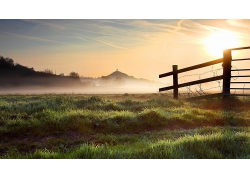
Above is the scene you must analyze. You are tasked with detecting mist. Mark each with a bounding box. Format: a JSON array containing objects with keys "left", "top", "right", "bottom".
[{"left": 0, "top": 86, "right": 159, "bottom": 95}]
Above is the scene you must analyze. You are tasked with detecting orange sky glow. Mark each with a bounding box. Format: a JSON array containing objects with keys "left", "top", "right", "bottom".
[{"left": 1, "top": 19, "right": 250, "bottom": 83}]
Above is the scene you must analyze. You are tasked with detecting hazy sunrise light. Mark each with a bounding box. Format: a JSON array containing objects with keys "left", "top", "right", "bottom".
[
  {"left": 204, "top": 30, "right": 240, "bottom": 57},
  {"left": 1, "top": 19, "right": 250, "bottom": 94}
]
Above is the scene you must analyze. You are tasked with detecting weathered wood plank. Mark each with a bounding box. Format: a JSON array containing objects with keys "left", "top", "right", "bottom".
[
  {"left": 229, "top": 82, "right": 250, "bottom": 84},
  {"left": 177, "top": 58, "right": 223, "bottom": 74},
  {"left": 232, "top": 58, "right": 250, "bottom": 61},
  {"left": 231, "top": 69, "right": 250, "bottom": 71},
  {"left": 228, "top": 46, "right": 250, "bottom": 51},
  {"left": 159, "top": 85, "right": 174, "bottom": 92},
  {"left": 230, "top": 75, "right": 250, "bottom": 77},
  {"left": 159, "top": 75, "right": 223, "bottom": 92},
  {"left": 223, "top": 50, "right": 232, "bottom": 100},
  {"left": 159, "top": 58, "right": 223, "bottom": 78},
  {"left": 178, "top": 75, "right": 223, "bottom": 88},
  {"left": 173, "top": 65, "right": 178, "bottom": 99}
]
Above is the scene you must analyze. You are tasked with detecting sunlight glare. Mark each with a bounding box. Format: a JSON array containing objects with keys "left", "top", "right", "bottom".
[{"left": 204, "top": 31, "right": 240, "bottom": 57}]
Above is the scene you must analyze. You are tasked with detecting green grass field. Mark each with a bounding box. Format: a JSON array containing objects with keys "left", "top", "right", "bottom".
[{"left": 1, "top": 93, "right": 250, "bottom": 159}]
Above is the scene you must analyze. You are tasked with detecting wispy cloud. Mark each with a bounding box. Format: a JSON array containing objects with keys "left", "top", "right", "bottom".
[
  {"left": 0, "top": 30, "right": 58, "bottom": 42},
  {"left": 173, "top": 19, "right": 185, "bottom": 32},
  {"left": 177, "top": 20, "right": 219, "bottom": 34},
  {"left": 186, "top": 19, "right": 250, "bottom": 41},
  {"left": 22, "top": 19, "right": 147, "bottom": 42},
  {"left": 74, "top": 35, "right": 130, "bottom": 50},
  {"left": 22, "top": 19, "right": 66, "bottom": 30},
  {"left": 6, "top": 19, "right": 248, "bottom": 53},
  {"left": 126, "top": 19, "right": 205, "bottom": 40},
  {"left": 227, "top": 20, "right": 250, "bottom": 29},
  {"left": 96, "top": 39, "right": 130, "bottom": 50},
  {"left": 0, "top": 30, "right": 83, "bottom": 47},
  {"left": 170, "top": 19, "right": 243, "bottom": 41},
  {"left": 22, "top": 19, "right": 210, "bottom": 47}
]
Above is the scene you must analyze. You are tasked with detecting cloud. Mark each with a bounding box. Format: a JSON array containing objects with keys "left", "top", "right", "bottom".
[
  {"left": 124, "top": 19, "right": 181, "bottom": 33},
  {"left": 22, "top": 19, "right": 66, "bottom": 30},
  {"left": 177, "top": 20, "right": 220, "bottom": 34},
  {"left": 22, "top": 19, "right": 147, "bottom": 42},
  {"left": 0, "top": 30, "right": 58, "bottom": 42},
  {"left": 96, "top": 39, "right": 130, "bottom": 50},
  {"left": 170, "top": 20, "right": 244, "bottom": 42},
  {"left": 20, "top": 19, "right": 210, "bottom": 48},
  {"left": 17, "top": 19, "right": 250, "bottom": 51},
  {"left": 126, "top": 20, "right": 210, "bottom": 42},
  {"left": 227, "top": 20, "right": 250, "bottom": 29},
  {"left": 0, "top": 30, "right": 83, "bottom": 47},
  {"left": 73, "top": 35, "right": 130, "bottom": 50},
  {"left": 173, "top": 19, "right": 184, "bottom": 32}
]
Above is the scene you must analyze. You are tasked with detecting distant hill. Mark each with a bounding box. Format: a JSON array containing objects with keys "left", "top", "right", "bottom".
[
  {"left": 81, "top": 70, "right": 164, "bottom": 88},
  {"left": 0, "top": 56, "right": 81, "bottom": 88},
  {"left": 106, "top": 70, "right": 134, "bottom": 79}
]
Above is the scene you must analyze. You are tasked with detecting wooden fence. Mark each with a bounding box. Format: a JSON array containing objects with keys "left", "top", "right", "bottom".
[{"left": 159, "top": 46, "right": 250, "bottom": 99}]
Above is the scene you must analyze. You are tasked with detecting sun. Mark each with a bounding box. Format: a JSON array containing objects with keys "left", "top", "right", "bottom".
[{"left": 204, "top": 30, "right": 240, "bottom": 57}]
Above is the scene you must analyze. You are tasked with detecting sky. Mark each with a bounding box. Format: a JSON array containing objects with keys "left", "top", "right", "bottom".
[
  {"left": 1, "top": 19, "right": 250, "bottom": 83},
  {"left": 1, "top": 0, "right": 250, "bottom": 85}
]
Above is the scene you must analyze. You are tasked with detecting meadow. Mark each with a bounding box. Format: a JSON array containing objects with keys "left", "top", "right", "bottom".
[{"left": 0, "top": 93, "right": 250, "bottom": 159}]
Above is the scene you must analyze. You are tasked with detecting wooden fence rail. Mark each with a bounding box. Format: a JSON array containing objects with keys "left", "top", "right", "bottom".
[
  {"left": 159, "top": 75, "right": 223, "bottom": 92},
  {"left": 159, "top": 46, "right": 250, "bottom": 99},
  {"left": 159, "top": 58, "right": 223, "bottom": 78}
]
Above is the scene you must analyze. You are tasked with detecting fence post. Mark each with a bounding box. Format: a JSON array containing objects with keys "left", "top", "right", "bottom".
[
  {"left": 173, "top": 65, "right": 178, "bottom": 99},
  {"left": 222, "top": 49, "right": 232, "bottom": 100}
]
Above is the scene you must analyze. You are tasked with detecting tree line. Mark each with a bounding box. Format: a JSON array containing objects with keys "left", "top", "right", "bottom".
[{"left": 0, "top": 55, "right": 80, "bottom": 78}]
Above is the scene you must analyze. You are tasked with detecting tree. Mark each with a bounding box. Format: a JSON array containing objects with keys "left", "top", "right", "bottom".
[
  {"left": 5, "top": 58, "right": 14, "bottom": 67},
  {"left": 100, "top": 76, "right": 111, "bottom": 86},
  {"left": 0, "top": 56, "right": 14, "bottom": 68},
  {"left": 44, "top": 68, "right": 53, "bottom": 74},
  {"left": 69, "top": 71, "right": 79, "bottom": 78}
]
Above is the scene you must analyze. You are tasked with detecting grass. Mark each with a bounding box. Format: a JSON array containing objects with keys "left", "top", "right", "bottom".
[{"left": 0, "top": 93, "right": 250, "bottom": 158}]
